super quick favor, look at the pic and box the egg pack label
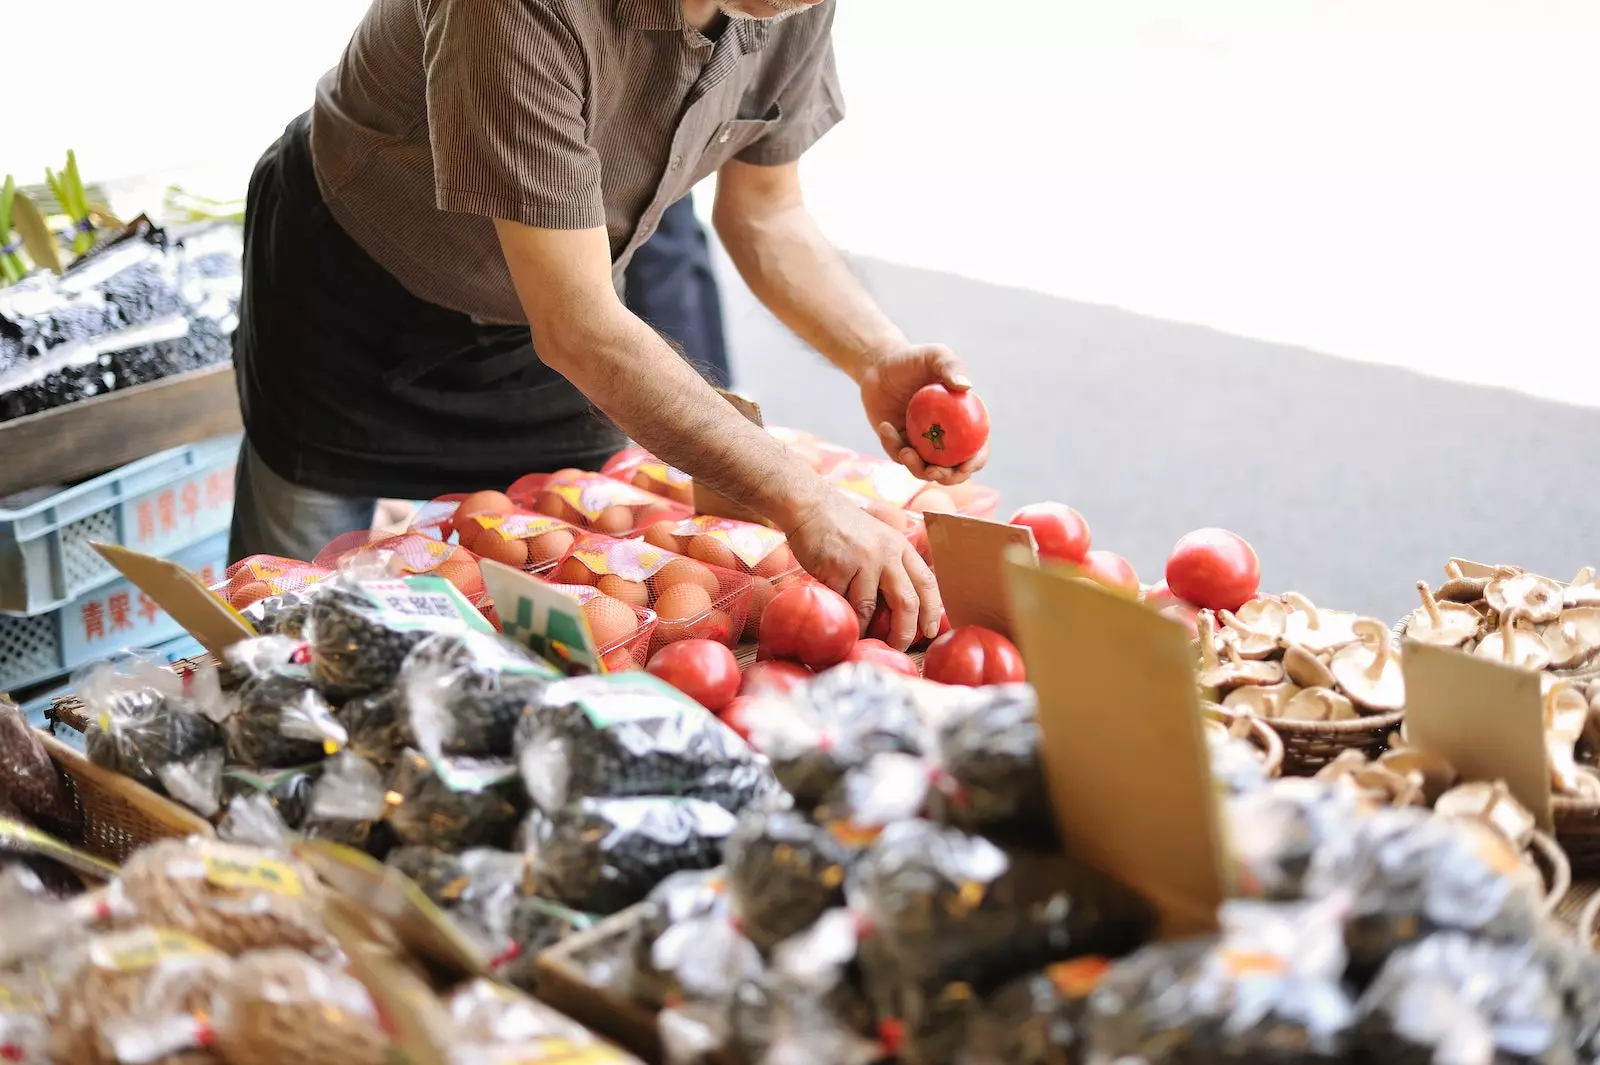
[679,515,785,569]
[825,455,924,507]
[545,472,658,520]
[354,576,495,634]
[460,511,568,542]
[569,538,673,582]
[225,554,333,597]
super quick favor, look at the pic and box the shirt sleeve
[736,7,847,166]
[421,0,606,229]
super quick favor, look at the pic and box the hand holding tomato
[858,344,989,485]
[921,626,1026,687]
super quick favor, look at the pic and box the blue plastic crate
[0,528,230,692]
[0,434,240,615]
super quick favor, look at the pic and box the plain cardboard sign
[479,557,608,673]
[1003,549,1225,938]
[92,542,256,657]
[1402,639,1552,830]
[924,512,1037,638]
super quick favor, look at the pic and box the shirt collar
[613,1,773,51]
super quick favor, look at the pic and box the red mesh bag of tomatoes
[640,515,806,640]
[599,445,697,506]
[535,580,659,672]
[218,555,334,610]
[826,454,1001,520]
[506,468,691,537]
[314,531,494,620]
[546,532,754,655]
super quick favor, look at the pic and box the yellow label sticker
[505,1038,630,1065]
[0,984,40,1012]
[88,928,219,972]
[203,851,306,898]
[571,540,671,581]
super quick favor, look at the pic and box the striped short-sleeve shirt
[309,0,844,325]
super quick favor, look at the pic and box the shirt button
[670,155,684,171]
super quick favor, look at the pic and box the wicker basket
[1202,705,1283,778]
[1553,798,1600,877]
[1268,710,1405,777]
[39,730,212,865]
[1526,829,1572,916]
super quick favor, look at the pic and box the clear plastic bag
[516,673,774,813]
[629,869,732,1008]
[79,655,224,798]
[1227,777,1365,901]
[384,845,472,907]
[924,684,1054,843]
[522,797,737,914]
[386,749,525,852]
[301,752,391,854]
[402,629,556,761]
[211,948,389,1065]
[212,636,346,769]
[336,686,413,770]
[725,808,858,954]
[445,977,621,1065]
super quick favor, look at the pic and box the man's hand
[784,493,942,650]
[860,344,989,485]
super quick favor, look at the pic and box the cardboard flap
[92,542,256,656]
[714,387,764,427]
[1004,549,1225,938]
[925,513,1037,637]
[691,389,775,525]
[479,558,608,673]
[1401,640,1553,830]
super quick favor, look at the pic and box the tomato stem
[920,423,946,452]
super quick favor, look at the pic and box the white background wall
[6,1,1598,402]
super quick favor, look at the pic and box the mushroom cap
[1486,572,1564,625]
[1474,618,1551,672]
[1282,643,1337,690]
[1316,755,1423,808]
[1198,656,1285,693]
[1328,618,1405,712]
[1223,681,1300,719]
[1403,584,1482,649]
[1280,686,1358,722]
[1433,781,1536,851]
[1378,747,1459,806]
[1233,597,1288,639]
[1564,568,1600,608]
[1542,607,1600,671]
[1280,593,1363,655]
[1217,609,1281,659]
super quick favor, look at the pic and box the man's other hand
[860,344,989,485]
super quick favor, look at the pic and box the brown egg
[525,527,576,566]
[229,579,274,608]
[434,555,484,598]
[594,505,636,536]
[475,532,529,569]
[602,645,639,673]
[908,488,956,514]
[687,535,740,572]
[555,556,599,586]
[453,517,485,553]
[744,577,777,640]
[596,573,651,608]
[657,559,720,597]
[643,520,686,553]
[536,491,581,524]
[654,582,713,622]
[457,490,515,521]
[752,544,796,579]
[584,593,641,649]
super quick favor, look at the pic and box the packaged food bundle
[218,554,334,612]
[932,958,1110,1065]
[824,453,1001,519]
[446,977,635,1065]
[211,949,389,1065]
[516,673,775,813]
[402,630,558,760]
[211,636,347,770]
[216,766,319,847]
[724,808,857,953]
[304,572,497,698]
[78,655,225,804]
[0,695,76,834]
[114,838,335,958]
[49,927,231,1065]
[1227,778,1364,901]
[531,581,658,673]
[602,445,697,505]
[849,820,1154,1010]
[490,893,594,992]
[1305,806,1547,976]
[458,510,584,573]
[337,686,412,770]
[1355,933,1570,1065]
[508,467,692,537]
[925,683,1054,843]
[628,869,732,1007]
[740,663,926,807]
[542,531,754,652]
[641,515,805,638]
[307,749,524,855]
[649,915,766,1062]
[520,796,737,914]
[0,970,49,1065]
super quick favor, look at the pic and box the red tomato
[1158,602,1201,639]
[1079,550,1139,595]
[843,638,921,678]
[1008,502,1091,564]
[740,660,813,697]
[1166,528,1261,612]
[759,583,859,670]
[905,385,990,467]
[646,639,740,712]
[719,696,756,743]
[921,626,1026,687]
[867,604,951,649]
[1141,579,1180,610]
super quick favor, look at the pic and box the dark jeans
[626,197,731,389]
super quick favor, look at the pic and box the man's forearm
[547,308,830,532]
[715,197,904,384]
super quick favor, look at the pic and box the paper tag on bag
[479,559,606,674]
[1004,550,1225,938]
[92,542,257,656]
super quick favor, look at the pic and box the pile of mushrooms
[1195,593,1404,723]
[1401,561,1600,677]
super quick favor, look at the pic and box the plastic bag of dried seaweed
[924,683,1055,843]
[78,654,224,798]
[740,664,925,809]
[337,686,413,770]
[386,749,525,852]
[212,636,347,769]
[240,584,331,640]
[724,808,858,954]
[1227,777,1364,902]
[300,751,392,855]
[927,957,1110,1065]
[219,765,318,831]
[628,869,731,1007]
[522,797,737,915]
[517,673,775,813]
[403,629,557,760]
[306,570,497,699]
